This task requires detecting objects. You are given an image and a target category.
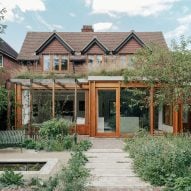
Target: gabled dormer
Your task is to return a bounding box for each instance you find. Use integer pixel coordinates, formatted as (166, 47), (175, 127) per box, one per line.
(35, 32), (74, 55)
(81, 37), (109, 55)
(113, 32), (145, 54)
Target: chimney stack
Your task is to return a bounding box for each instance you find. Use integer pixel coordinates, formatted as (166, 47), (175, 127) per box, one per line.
(81, 25), (94, 32)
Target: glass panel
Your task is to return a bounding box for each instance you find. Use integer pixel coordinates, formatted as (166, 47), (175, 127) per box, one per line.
(53, 55), (59, 71)
(61, 56), (68, 70)
(127, 54), (134, 68)
(0, 55), (3, 67)
(96, 55), (102, 64)
(55, 90), (86, 124)
(97, 90), (116, 133)
(120, 55), (127, 68)
(120, 88), (149, 134)
(32, 90), (52, 124)
(43, 55), (51, 71)
(88, 55), (94, 68)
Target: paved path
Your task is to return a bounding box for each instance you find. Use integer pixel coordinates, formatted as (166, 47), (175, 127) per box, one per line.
(86, 138), (160, 191)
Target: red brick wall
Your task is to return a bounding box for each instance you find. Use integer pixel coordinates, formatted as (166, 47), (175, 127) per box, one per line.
(118, 38), (142, 54)
(41, 39), (70, 54)
(0, 55), (20, 85)
(85, 44), (105, 54)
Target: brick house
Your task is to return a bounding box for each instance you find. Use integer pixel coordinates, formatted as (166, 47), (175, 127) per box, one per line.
(0, 38), (19, 85)
(12, 25), (184, 136)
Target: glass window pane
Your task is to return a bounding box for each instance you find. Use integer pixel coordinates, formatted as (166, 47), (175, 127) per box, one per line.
(61, 56), (68, 70)
(128, 54), (134, 68)
(96, 55), (102, 64)
(97, 90), (116, 133)
(53, 55), (59, 71)
(120, 55), (127, 67)
(88, 55), (94, 66)
(0, 55), (3, 67)
(43, 55), (50, 71)
(120, 88), (149, 134)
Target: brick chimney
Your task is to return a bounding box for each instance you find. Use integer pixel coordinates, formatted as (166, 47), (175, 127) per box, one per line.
(81, 25), (94, 32)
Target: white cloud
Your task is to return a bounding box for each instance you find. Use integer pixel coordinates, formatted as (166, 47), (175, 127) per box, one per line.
(0, 0), (46, 22)
(93, 22), (116, 32)
(165, 13), (191, 40)
(69, 12), (76, 17)
(26, 25), (32, 30)
(85, 0), (179, 17)
(35, 13), (63, 31)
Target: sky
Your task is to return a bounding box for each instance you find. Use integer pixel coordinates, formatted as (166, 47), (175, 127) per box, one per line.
(0, 0), (191, 52)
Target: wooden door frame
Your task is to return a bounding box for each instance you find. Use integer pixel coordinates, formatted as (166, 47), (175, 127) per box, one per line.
(95, 87), (120, 137)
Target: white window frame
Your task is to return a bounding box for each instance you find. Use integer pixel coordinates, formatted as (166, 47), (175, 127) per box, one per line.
(0, 55), (3, 68)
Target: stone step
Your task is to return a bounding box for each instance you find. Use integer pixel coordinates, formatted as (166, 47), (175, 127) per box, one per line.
(86, 162), (134, 169)
(87, 149), (124, 153)
(90, 176), (150, 187)
(88, 186), (160, 191)
(87, 158), (133, 163)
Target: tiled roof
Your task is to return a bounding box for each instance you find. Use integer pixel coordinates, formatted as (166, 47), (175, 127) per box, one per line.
(18, 31), (167, 60)
(0, 38), (18, 60)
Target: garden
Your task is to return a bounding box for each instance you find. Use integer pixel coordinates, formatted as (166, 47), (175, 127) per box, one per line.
(0, 118), (92, 191)
(125, 131), (191, 191)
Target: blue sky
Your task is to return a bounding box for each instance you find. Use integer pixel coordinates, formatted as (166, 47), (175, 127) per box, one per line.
(0, 0), (191, 52)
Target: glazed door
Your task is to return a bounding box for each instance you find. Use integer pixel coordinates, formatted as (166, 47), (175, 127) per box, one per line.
(96, 89), (119, 136)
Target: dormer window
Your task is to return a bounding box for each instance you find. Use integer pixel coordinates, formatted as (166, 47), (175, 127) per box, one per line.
(43, 54), (68, 72)
(88, 55), (103, 67)
(0, 55), (3, 67)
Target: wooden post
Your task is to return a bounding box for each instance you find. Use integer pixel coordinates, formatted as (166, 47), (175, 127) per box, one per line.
(178, 103), (183, 133)
(149, 87), (154, 135)
(29, 79), (33, 137)
(116, 82), (120, 137)
(173, 107), (179, 135)
(74, 78), (78, 143)
(52, 79), (55, 118)
(6, 80), (11, 130)
(15, 84), (22, 129)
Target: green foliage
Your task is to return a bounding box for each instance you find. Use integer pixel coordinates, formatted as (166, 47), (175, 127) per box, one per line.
(123, 36), (191, 108)
(125, 134), (191, 187)
(29, 176), (59, 191)
(0, 87), (8, 113)
(0, 170), (24, 186)
(58, 148), (90, 191)
(39, 118), (73, 139)
(0, 8), (7, 34)
(72, 140), (93, 152)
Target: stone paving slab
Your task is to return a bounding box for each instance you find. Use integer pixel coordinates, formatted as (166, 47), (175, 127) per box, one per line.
(86, 138), (159, 191)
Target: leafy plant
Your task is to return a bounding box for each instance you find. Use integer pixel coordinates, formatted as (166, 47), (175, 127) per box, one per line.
(0, 170), (24, 186)
(58, 149), (90, 191)
(39, 118), (73, 139)
(125, 134), (191, 187)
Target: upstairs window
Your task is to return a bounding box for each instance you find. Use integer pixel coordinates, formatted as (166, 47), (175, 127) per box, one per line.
(43, 55), (68, 72)
(53, 55), (59, 71)
(61, 56), (68, 70)
(87, 55), (103, 67)
(88, 55), (94, 65)
(0, 55), (3, 67)
(128, 54), (134, 67)
(96, 55), (103, 64)
(120, 55), (127, 67)
(43, 55), (50, 71)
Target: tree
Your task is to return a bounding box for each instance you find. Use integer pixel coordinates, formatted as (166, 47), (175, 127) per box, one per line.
(123, 36), (191, 109)
(0, 8), (7, 34)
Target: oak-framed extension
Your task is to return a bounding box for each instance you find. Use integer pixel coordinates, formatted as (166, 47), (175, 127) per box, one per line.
(11, 76), (183, 137)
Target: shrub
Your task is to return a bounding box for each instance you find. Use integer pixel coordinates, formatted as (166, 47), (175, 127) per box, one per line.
(0, 170), (24, 186)
(58, 149), (90, 191)
(125, 134), (191, 187)
(39, 118), (73, 138)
